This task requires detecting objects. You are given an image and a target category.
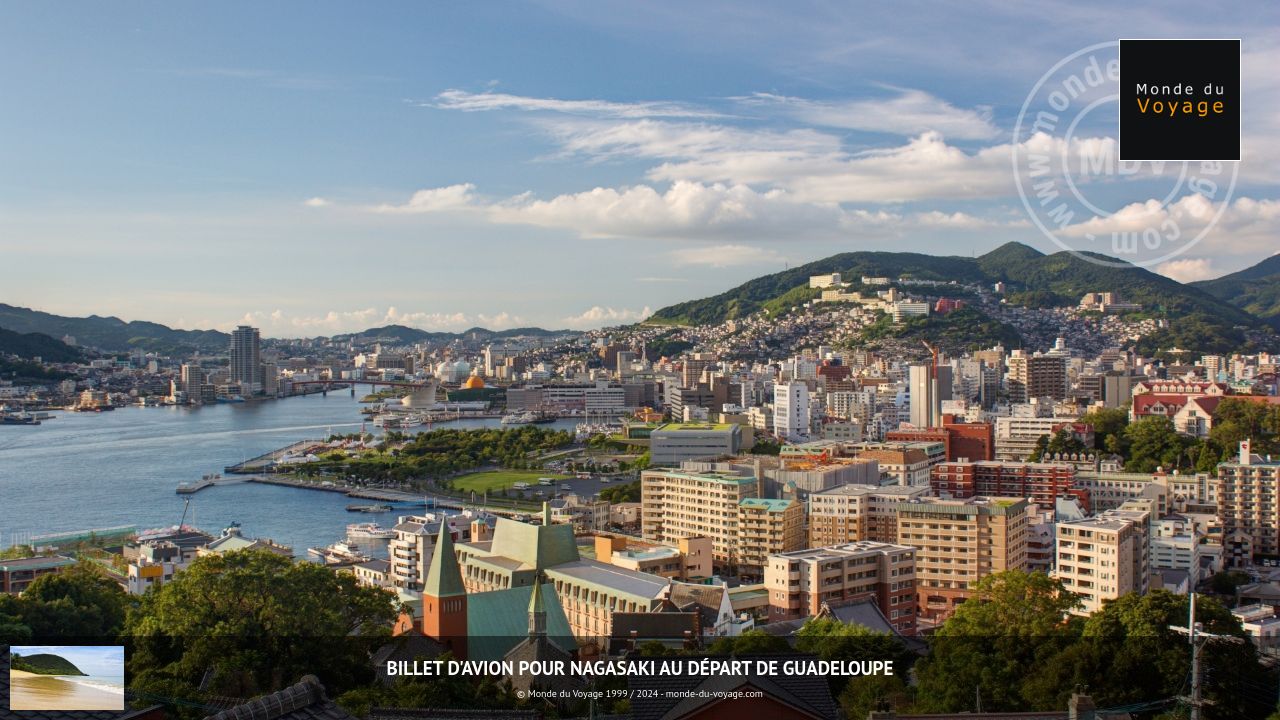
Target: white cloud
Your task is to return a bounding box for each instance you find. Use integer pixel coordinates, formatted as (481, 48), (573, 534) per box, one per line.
(669, 244), (786, 268)
(740, 89), (998, 140)
(488, 180), (847, 240)
(1156, 258), (1216, 283)
(372, 183), (477, 214)
(562, 305), (653, 328)
(302, 197), (330, 208)
(428, 89), (722, 119)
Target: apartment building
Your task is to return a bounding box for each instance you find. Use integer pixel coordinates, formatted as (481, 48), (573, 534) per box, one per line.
(930, 461), (1087, 510)
(593, 535), (713, 581)
(1054, 508), (1150, 615)
(893, 496), (1029, 622)
(642, 466), (802, 575)
(808, 484), (930, 547)
(737, 498), (805, 575)
(1218, 441), (1280, 563)
(994, 416), (1091, 462)
(766, 541), (918, 634)
(852, 441), (944, 486)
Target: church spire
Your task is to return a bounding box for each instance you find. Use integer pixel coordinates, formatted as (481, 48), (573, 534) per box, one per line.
(528, 574), (547, 637)
(423, 521), (465, 598)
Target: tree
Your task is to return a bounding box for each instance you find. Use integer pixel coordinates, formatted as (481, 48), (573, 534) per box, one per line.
(914, 571), (1082, 713)
(1123, 416), (1189, 472)
(0, 562), (131, 639)
(1210, 398), (1280, 458)
(1079, 407), (1129, 451)
(127, 549), (398, 708)
(705, 628), (790, 655)
(1045, 591), (1274, 720)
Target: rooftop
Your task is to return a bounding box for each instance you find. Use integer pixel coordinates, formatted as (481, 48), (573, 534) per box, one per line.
(772, 541), (913, 562)
(544, 558), (670, 600)
(0, 555), (78, 572)
(738, 498), (794, 512)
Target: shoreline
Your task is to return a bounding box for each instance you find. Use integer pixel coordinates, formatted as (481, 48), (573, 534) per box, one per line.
(9, 669), (125, 711)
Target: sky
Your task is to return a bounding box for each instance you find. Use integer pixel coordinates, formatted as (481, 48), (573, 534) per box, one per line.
(13, 646), (125, 678)
(2, 2), (1278, 336)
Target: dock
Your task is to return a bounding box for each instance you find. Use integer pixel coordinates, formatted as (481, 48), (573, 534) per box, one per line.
(244, 476), (531, 518)
(224, 440), (318, 474)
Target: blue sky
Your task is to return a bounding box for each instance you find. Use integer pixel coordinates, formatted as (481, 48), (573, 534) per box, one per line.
(2, 2), (1277, 336)
(13, 646), (124, 677)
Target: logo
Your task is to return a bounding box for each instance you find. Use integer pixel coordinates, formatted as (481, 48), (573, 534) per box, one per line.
(1012, 41), (1238, 269)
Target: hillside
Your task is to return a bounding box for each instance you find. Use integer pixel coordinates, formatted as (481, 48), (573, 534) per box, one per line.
(11, 652), (86, 676)
(649, 242), (1266, 352)
(0, 327), (85, 363)
(1192, 254), (1280, 326)
(339, 325), (575, 345)
(0, 304), (228, 354)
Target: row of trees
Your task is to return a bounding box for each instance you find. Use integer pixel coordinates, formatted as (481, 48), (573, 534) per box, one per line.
(302, 426), (574, 483)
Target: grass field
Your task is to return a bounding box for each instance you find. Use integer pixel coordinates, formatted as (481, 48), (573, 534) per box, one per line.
(451, 470), (571, 493)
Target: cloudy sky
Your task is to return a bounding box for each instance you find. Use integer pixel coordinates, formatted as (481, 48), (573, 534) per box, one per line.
(2, 2), (1277, 336)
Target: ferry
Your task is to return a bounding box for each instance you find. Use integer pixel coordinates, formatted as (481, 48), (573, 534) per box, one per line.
(0, 412), (41, 426)
(501, 410), (538, 425)
(346, 522), (395, 540)
(307, 541), (371, 565)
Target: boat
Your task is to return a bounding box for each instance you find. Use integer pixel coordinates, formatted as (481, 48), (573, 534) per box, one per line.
(531, 411), (558, 424)
(307, 541), (371, 565)
(501, 410), (538, 425)
(0, 412), (40, 426)
(346, 522), (395, 540)
(346, 503), (393, 513)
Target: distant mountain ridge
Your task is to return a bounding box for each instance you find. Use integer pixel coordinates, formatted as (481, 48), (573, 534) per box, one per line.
(0, 304), (230, 354)
(649, 242), (1265, 353)
(0, 305), (576, 355)
(1192, 254), (1280, 328)
(0, 327), (84, 362)
(12, 652), (86, 676)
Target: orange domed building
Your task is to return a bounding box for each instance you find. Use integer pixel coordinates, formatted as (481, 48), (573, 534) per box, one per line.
(462, 375), (485, 389)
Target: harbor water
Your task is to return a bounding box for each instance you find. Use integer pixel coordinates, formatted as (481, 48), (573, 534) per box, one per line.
(0, 393), (577, 556)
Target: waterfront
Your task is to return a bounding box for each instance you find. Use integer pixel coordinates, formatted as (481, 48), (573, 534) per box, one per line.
(0, 393), (578, 555)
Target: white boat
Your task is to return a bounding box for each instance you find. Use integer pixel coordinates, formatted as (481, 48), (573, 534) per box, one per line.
(307, 541), (371, 565)
(346, 522), (395, 540)
(501, 411), (538, 425)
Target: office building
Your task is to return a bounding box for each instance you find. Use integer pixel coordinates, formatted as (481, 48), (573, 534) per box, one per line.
(230, 325), (262, 392)
(649, 423), (743, 465)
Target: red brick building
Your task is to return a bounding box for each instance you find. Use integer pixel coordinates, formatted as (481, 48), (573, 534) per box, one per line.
(886, 414), (994, 462)
(930, 461), (1088, 511)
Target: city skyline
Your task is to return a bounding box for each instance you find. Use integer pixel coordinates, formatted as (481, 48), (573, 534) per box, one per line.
(2, 2), (1278, 336)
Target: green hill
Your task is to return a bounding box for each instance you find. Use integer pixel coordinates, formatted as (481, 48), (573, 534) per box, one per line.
(0, 327), (85, 363)
(649, 242), (1265, 352)
(11, 652), (86, 676)
(1192, 254), (1280, 327)
(0, 304), (228, 354)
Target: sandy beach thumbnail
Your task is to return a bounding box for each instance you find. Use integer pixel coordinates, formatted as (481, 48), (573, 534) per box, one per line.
(9, 669), (125, 711)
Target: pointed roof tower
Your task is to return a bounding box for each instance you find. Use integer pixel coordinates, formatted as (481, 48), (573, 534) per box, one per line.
(423, 521), (465, 598)
(528, 574), (548, 638)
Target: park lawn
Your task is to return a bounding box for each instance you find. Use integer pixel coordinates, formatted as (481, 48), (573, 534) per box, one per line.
(452, 470), (572, 493)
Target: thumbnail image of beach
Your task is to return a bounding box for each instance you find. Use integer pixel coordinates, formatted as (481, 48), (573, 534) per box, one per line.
(8, 646), (125, 711)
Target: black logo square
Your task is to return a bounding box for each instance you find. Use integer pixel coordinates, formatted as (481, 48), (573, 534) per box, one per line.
(1119, 39), (1240, 161)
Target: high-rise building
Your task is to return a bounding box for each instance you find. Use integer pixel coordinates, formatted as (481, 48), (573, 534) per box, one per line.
(1219, 440), (1280, 564)
(1054, 508), (1150, 615)
(229, 325), (262, 392)
(908, 363), (953, 428)
(894, 496), (1029, 621)
(774, 380), (810, 441)
(1007, 350), (1067, 403)
(641, 466), (803, 576)
(180, 364), (204, 400)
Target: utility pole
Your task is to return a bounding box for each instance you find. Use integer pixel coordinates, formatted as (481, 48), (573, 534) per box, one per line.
(1169, 591), (1241, 720)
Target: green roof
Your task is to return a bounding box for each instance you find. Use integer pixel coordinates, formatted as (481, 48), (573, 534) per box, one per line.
(488, 516), (580, 570)
(467, 582), (575, 662)
(423, 523), (465, 598)
(739, 498), (794, 512)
